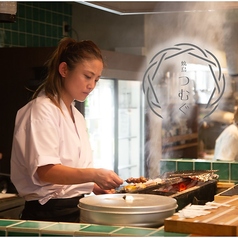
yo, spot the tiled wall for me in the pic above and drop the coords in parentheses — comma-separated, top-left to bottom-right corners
(0, 219, 189, 236)
(0, 2, 72, 47)
(160, 159, 238, 183)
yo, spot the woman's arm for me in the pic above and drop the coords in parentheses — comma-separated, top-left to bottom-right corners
(37, 164, 123, 190)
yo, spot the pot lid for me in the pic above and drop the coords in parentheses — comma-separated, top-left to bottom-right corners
(79, 193, 177, 214)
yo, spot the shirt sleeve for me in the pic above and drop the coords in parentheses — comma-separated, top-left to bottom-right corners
(24, 101, 62, 185)
(214, 132, 238, 161)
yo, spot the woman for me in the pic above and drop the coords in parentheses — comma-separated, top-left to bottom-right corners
(10, 37, 123, 222)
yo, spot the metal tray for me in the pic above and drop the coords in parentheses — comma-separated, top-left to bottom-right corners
(78, 193, 178, 228)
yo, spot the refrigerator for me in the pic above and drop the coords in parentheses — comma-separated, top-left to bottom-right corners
(84, 78, 144, 179)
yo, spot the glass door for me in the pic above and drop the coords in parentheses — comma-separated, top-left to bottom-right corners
(84, 78, 144, 179)
(84, 78, 115, 170)
(118, 80, 144, 178)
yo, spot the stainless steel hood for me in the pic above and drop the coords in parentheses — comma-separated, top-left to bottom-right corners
(78, 1, 238, 15)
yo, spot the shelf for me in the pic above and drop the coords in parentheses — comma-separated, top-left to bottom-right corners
(162, 133, 198, 153)
(161, 105, 198, 158)
(162, 133, 197, 144)
(163, 142, 198, 152)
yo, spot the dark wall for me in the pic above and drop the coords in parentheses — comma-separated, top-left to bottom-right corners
(0, 47, 56, 174)
(72, 3, 145, 51)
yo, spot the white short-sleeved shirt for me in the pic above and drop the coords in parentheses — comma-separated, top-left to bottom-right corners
(213, 124, 238, 161)
(10, 92, 94, 203)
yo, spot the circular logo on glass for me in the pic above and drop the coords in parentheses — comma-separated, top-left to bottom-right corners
(143, 43, 226, 119)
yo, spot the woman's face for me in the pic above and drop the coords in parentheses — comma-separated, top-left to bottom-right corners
(59, 59, 103, 103)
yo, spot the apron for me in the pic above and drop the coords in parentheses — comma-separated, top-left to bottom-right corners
(20, 195, 84, 222)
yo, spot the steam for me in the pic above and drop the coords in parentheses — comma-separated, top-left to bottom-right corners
(143, 2, 231, 178)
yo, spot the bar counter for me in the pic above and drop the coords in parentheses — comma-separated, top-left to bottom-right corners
(0, 218, 189, 236)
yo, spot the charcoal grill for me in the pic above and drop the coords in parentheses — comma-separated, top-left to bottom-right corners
(121, 170, 219, 211)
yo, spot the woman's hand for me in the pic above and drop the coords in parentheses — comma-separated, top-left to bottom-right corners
(93, 168, 123, 190)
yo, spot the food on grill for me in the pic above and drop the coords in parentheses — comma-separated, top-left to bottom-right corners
(145, 178, 163, 186)
(117, 177, 164, 193)
(124, 183, 147, 192)
(117, 170, 219, 194)
(126, 176, 148, 183)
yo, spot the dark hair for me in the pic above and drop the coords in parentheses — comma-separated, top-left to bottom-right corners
(33, 37, 104, 110)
